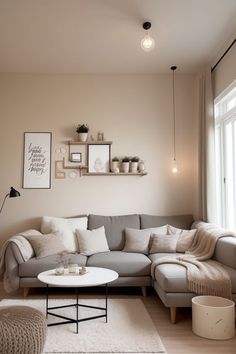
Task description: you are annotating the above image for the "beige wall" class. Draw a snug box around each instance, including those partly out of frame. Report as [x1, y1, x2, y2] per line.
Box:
[212, 43, 236, 98]
[0, 74, 197, 242]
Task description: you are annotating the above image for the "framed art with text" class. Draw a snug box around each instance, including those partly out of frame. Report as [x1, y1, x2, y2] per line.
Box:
[88, 144, 111, 173]
[23, 132, 52, 189]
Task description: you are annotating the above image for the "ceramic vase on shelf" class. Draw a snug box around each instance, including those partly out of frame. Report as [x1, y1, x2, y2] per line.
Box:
[130, 162, 138, 173]
[78, 132, 88, 142]
[122, 162, 130, 173]
[111, 159, 120, 173]
[138, 160, 146, 173]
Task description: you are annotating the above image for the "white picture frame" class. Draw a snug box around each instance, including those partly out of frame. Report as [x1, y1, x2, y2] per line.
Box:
[88, 144, 111, 173]
[23, 132, 52, 189]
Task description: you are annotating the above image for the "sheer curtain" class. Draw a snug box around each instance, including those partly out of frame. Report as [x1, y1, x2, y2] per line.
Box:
[198, 67, 217, 223]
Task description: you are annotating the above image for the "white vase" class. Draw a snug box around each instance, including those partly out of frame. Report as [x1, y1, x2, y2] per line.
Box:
[111, 161, 120, 172]
[138, 161, 145, 172]
[122, 162, 130, 173]
[78, 132, 88, 142]
[131, 162, 138, 173]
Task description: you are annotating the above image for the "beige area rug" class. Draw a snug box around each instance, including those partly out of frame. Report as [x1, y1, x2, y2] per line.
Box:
[0, 298, 166, 354]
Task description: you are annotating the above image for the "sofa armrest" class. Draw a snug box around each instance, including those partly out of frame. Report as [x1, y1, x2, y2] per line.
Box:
[213, 236, 236, 269]
[4, 244, 20, 292]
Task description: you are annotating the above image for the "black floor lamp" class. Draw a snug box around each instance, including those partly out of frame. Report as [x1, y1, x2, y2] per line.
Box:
[0, 187, 21, 214]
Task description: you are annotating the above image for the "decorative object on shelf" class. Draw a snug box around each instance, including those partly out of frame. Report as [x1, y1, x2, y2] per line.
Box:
[70, 152, 82, 162]
[97, 131, 104, 141]
[88, 144, 111, 173]
[69, 171, 77, 179]
[138, 160, 146, 173]
[90, 134, 95, 141]
[69, 143, 87, 167]
[76, 124, 89, 142]
[55, 161, 66, 179]
[130, 156, 140, 173]
[141, 21, 155, 52]
[0, 187, 21, 215]
[170, 66, 178, 174]
[111, 157, 120, 173]
[23, 132, 52, 189]
[122, 157, 130, 173]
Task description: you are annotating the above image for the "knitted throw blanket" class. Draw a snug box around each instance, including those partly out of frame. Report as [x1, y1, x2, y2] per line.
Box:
[151, 224, 236, 299]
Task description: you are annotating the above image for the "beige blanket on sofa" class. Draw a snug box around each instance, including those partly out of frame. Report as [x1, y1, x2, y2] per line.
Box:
[151, 224, 236, 299]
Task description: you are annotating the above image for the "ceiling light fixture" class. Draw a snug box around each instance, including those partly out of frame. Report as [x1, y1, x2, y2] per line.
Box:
[171, 66, 178, 174]
[141, 22, 155, 52]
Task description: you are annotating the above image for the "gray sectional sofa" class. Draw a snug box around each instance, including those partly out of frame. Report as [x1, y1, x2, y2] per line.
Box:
[4, 213, 236, 323]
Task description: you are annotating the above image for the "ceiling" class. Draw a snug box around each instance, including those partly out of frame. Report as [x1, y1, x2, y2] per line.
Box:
[0, 0, 236, 74]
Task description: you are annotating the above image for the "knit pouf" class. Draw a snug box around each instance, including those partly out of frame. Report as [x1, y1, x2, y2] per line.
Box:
[0, 305, 47, 354]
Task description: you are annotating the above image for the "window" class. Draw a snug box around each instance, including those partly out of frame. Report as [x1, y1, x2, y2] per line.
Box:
[215, 81, 236, 230]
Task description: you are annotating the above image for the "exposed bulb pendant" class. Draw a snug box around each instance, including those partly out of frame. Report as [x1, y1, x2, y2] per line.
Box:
[141, 22, 155, 52]
[171, 65, 178, 174]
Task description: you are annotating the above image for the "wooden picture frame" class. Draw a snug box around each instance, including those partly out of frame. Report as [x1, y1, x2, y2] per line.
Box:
[23, 132, 52, 189]
[88, 144, 111, 173]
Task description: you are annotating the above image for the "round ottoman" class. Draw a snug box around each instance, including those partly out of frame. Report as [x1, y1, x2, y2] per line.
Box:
[192, 296, 235, 340]
[0, 305, 47, 354]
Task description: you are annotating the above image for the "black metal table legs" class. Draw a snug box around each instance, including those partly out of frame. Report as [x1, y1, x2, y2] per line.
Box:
[45, 284, 108, 334]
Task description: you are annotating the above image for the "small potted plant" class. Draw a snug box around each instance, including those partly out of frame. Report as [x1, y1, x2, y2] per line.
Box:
[111, 157, 120, 173]
[122, 157, 130, 173]
[130, 156, 140, 173]
[76, 124, 89, 142]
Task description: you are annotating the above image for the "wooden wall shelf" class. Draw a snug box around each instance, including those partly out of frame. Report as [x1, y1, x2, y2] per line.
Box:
[83, 172, 147, 176]
[69, 141, 113, 145]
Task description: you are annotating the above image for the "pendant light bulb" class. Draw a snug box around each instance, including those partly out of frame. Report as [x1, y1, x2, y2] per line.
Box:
[172, 159, 178, 174]
[141, 22, 155, 52]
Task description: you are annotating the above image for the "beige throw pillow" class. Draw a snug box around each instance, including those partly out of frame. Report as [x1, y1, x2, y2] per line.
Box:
[76, 226, 110, 256]
[149, 233, 179, 254]
[26, 234, 67, 259]
[41, 216, 88, 253]
[123, 228, 150, 254]
[168, 225, 197, 252]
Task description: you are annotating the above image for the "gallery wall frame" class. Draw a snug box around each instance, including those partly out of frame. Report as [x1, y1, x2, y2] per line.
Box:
[88, 144, 111, 173]
[23, 132, 52, 189]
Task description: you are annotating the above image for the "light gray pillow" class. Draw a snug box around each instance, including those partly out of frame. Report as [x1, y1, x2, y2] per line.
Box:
[26, 234, 67, 259]
[168, 225, 197, 252]
[76, 226, 110, 256]
[149, 233, 179, 254]
[123, 228, 152, 254]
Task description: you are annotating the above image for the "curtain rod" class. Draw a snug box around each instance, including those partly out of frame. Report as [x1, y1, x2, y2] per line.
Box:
[211, 38, 236, 72]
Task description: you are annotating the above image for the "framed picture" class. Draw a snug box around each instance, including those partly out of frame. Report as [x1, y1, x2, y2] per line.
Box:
[23, 132, 52, 189]
[88, 144, 111, 173]
[70, 152, 82, 162]
[69, 143, 86, 166]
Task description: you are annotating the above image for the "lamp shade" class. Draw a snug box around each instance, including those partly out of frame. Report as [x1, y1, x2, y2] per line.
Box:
[9, 187, 21, 198]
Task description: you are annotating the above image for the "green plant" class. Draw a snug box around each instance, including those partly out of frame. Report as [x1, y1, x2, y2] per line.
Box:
[122, 157, 130, 163]
[131, 156, 140, 163]
[76, 124, 89, 133]
[112, 157, 120, 162]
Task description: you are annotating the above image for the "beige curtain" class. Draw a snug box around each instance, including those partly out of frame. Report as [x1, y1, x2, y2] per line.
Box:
[198, 68, 217, 223]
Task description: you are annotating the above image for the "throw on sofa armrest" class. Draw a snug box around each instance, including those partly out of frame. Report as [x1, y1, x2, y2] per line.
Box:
[0, 229, 41, 292]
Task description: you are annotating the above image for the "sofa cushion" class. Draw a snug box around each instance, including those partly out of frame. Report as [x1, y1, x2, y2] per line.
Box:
[19, 254, 87, 277]
[87, 251, 151, 276]
[88, 214, 140, 250]
[41, 216, 88, 253]
[26, 234, 67, 259]
[149, 234, 179, 254]
[76, 226, 110, 256]
[150, 253, 236, 293]
[168, 225, 197, 253]
[140, 214, 194, 230]
[123, 228, 151, 254]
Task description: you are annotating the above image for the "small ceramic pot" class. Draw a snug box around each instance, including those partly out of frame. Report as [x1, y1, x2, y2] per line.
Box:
[122, 162, 130, 173]
[78, 132, 88, 142]
[131, 162, 138, 173]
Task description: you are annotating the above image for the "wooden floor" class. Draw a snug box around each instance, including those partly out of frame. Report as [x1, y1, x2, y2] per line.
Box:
[1, 284, 236, 354]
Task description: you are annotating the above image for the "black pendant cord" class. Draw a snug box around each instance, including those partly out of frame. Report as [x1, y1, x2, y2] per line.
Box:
[211, 38, 236, 73]
[172, 69, 176, 161]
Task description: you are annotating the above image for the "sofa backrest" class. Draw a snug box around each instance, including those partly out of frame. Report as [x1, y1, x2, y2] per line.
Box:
[140, 214, 194, 230]
[88, 214, 140, 251]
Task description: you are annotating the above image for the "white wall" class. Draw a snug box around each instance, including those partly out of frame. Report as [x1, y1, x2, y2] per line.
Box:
[0, 74, 197, 243]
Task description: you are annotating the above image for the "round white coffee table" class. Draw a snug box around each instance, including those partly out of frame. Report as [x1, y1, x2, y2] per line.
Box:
[38, 267, 118, 334]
